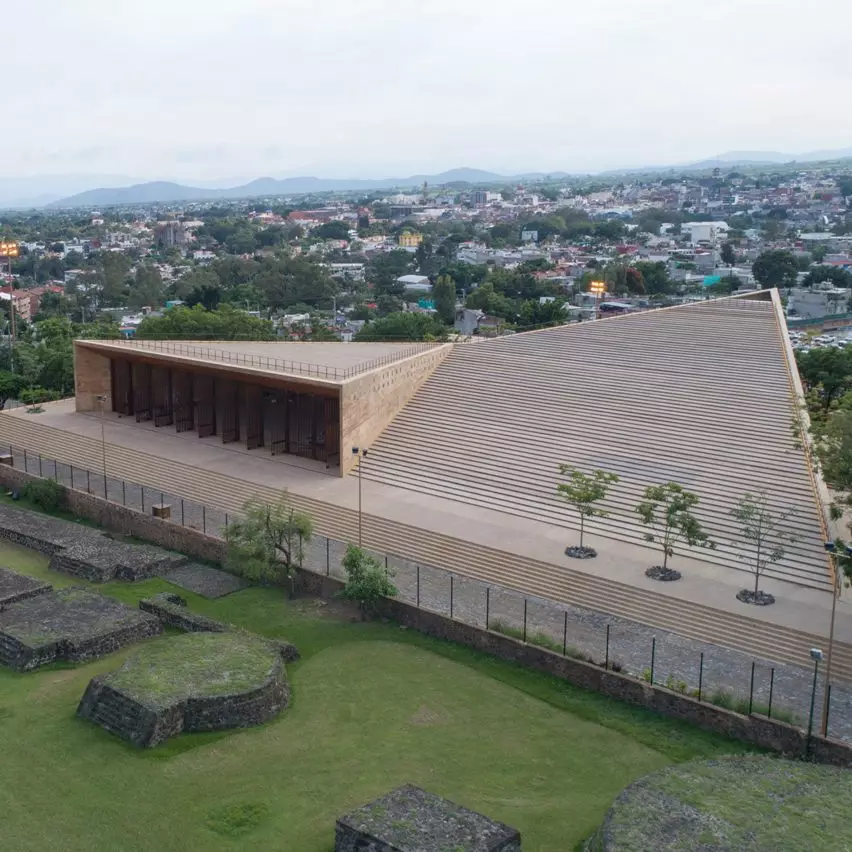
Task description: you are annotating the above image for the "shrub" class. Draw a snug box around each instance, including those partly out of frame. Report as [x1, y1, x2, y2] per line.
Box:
[22, 478, 66, 513]
[20, 388, 61, 406]
[338, 545, 397, 617]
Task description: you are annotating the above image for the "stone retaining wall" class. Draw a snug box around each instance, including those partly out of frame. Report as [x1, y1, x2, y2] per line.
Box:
[139, 593, 229, 633]
[78, 660, 289, 747]
[0, 465, 226, 564]
[1, 616, 163, 672]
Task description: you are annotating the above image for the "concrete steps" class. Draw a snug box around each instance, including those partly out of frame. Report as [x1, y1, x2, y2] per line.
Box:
[362, 298, 831, 591]
[84, 684, 149, 742]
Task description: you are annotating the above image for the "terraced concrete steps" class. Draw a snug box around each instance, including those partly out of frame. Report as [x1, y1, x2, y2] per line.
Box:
[363, 298, 831, 591]
[3, 409, 851, 683]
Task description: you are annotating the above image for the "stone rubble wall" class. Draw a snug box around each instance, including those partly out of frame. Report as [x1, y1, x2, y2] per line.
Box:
[1, 615, 162, 673]
[78, 661, 289, 748]
[139, 593, 229, 633]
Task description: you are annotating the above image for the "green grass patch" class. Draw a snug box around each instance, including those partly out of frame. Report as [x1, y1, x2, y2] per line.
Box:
[0, 536, 759, 851]
[107, 633, 279, 707]
[591, 755, 852, 850]
[490, 619, 592, 660]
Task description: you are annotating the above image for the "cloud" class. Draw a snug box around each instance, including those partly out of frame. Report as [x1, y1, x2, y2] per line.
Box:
[3, 0, 851, 179]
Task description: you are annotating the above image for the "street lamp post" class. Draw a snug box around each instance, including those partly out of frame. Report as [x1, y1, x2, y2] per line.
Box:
[351, 446, 368, 546]
[0, 242, 20, 371]
[807, 648, 823, 754]
[96, 394, 108, 489]
[821, 541, 848, 736]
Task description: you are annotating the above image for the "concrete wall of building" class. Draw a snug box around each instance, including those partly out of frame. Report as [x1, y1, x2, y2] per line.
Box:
[74, 343, 112, 412]
[339, 345, 452, 476]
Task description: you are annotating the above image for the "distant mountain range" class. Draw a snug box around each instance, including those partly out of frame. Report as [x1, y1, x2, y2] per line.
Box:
[43, 168, 571, 209]
[1, 146, 850, 209]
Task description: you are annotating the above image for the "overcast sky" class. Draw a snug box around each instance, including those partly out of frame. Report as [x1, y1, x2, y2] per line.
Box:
[4, 0, 852, 182]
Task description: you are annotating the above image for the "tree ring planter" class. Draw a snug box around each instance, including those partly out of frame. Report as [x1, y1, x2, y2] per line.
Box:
[736, 589, 775, 606]
[645, 566, 682, 582]
[565, 546, 597, 559]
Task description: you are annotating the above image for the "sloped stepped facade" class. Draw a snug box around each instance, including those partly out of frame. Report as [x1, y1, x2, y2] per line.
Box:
[364, 298, 831, 590]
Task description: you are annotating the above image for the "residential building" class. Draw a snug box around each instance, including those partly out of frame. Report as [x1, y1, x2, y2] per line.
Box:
[398, 231, 423, 248]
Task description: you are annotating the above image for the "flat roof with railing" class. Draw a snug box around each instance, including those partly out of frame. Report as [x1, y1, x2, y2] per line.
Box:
[76, 339, 445, 381]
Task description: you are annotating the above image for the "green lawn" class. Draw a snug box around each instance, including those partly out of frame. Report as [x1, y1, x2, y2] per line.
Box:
[0, 540, 756, 851]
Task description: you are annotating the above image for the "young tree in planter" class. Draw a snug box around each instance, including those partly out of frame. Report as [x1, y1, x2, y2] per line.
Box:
[635, 482, 714, 578]
[556, 465, 620, 557]
[338, 544, 398, 618]
[224, 495, 313, 596]
[729, 491, 796, 605]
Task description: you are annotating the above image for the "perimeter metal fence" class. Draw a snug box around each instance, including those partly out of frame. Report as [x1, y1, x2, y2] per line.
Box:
[5, 442, 849, 745]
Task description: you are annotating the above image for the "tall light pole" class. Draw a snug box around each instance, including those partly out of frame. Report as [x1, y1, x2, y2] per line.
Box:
[807, 647, 823, 754]
[96, 393, 108, 487]
[351, 446, 368, 546]
[821, 541, 848, 736]
[0, 242, 19, 371]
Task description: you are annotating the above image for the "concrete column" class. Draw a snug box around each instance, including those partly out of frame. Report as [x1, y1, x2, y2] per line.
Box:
[74, 344, 112, 412]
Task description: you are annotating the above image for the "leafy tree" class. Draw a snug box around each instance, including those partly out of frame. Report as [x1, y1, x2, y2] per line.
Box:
[752, 249, 798, 289]
[136, 304, 275, 340]
[224, 496, 313, 594]
[185, 282, 223, 311]
[837, 177, 852, 200]
[338, 544, 397, 617]
[355, 312, 448, 341]
[518, 298, 568, 327]
[556, 466, 619, 552]
[815, 395, 852, 493]
[433, 275, 456, 324]
[129, 264, 164, 309]
[314, 220, 351, 241]
[635, 482, 714, 570]
[795, 347, 852, 411]
[802, 266, 852, 288]
[729, 491, 796, 599]
[0, 370, 25, 409]
[633, 261, 672, 295]
[720, 242, 736, 267]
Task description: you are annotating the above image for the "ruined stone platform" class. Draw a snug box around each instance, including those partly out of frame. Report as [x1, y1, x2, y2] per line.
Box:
[335, 785, 521, 852]
[159, 562, 248, 598]
[0, 587, 162, 671]
[0, 504, 186, 582]
[78, 632, 290, 747]
[0, 566, 51, 610]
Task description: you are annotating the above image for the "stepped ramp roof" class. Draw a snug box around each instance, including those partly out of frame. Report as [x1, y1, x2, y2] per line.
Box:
[363, 295, 832, 590]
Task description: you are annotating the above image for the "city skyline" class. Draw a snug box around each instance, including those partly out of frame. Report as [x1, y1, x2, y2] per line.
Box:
[4, 0, 851, 181]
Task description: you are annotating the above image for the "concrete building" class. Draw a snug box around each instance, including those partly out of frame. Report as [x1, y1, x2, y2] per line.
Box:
[398, 231, 423, 248]
[787, 285, 850, 320]
[4, 292, 850, 683]
[72, 339, 449, 476]
[154, 221, 186, 250]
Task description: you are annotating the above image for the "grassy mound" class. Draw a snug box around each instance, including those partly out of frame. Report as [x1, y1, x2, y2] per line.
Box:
[587, 755, 852, 851]
[105, 632, 280, 707]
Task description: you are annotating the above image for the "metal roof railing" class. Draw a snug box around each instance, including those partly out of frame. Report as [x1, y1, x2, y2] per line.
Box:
[91, 338, 441, 380]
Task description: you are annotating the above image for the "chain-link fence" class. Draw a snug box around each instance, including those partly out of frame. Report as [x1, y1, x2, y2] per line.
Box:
[5, 442, 851, 745]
